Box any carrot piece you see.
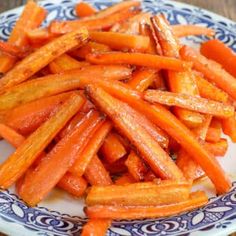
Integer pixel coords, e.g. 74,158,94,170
0,28,88,91
200,39,236,78
144,90,234,118
115,173,136,185
222,114,236,142
86,85,184,180
75,2,96,18
0,1,47,73
0,93,84,189
0,41,30,58
57,173,88,197
103,158,127,175
86,52,191,71
153,72,167,90
86,180,190,206
180,45,236,100
100,132,127,164
206,118,222,143
92,79,231,194
205,139,228,157
89,31,150,52
71,42,111,59
144,170,158,182
195,74,229,103
5,92,72,135
172,25,215,37
84,155,112,186
125,151,147,181
85,191,208,220
81,219,111,236
70,121,112,177
19,110,103,206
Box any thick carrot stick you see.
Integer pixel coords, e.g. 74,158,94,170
205,139,228,157
172,25,215,37
206,118,222,143
75,2,96,18
86,85,184,180
0,41,30,58
84,155,113,186
89,31,150,52
57,173,87,197
92,79,231,194
0,93,84,189
86,52,191,71
85,191,208,220
144,90,234,118
115,173,136,185
180,45,236,100
0,28,88,91
200,39,236,78
222,114,236,142
81,219,111,236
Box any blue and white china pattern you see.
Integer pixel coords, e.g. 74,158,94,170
0,0,236,235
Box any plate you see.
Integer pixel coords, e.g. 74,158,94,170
0,0,236,235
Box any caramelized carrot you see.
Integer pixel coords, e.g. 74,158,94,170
206,119,222,143
222,114,236,142
115,173,136,185
81,219,111,236
0,41,29,58
26,28,54,46
205,139,228,157
75,2,96,18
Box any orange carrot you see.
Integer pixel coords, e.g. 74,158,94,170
0,93,84,189
153,72,167,90
103,158,127,175
206,118,222,143
222,114,236,142
115,173,136,185
0,41,30,58
85,191,208,220
205,139,228,157
200,39,236,78
75,2,96,18
81,219,111,236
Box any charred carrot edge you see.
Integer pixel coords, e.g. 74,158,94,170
84,155,113,186
81,219,111,236
85,191,208,220
205,139,228,157
75,2,96,18
115,173,136,185
206,119,222,143
0,28,88,92
222,114,236,143
144,90,234,118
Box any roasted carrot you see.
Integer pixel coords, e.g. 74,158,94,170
144,90,234,118
0,41,30,58
86,52,191,71
0,28,88,92
85,191,208,220
206,118,222,143
0,93,84,189
86,85,184,180
153,72,167,90
103,158,127,175
222,114,236,142
75,2,96,18
180,45,236,100
81,219,111,236
205,139,228,157
115,173,136,185
200,39,236,78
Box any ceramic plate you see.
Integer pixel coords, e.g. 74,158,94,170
0,0,236,235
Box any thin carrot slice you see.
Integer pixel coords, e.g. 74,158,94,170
81,219,111,236
75,2,96,18
0,93,84,189
222,114,236,142
206,118,222,143
0,28,88,91
205,139,228,157
144,90,234,118
115,173,136,185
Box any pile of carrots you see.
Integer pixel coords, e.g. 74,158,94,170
0,0,235,235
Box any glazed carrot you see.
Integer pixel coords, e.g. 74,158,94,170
75,2,96,18
19,110,103,206
57,173,88,197
144,170,157,182
0,41,29,58
172,25,215,37
86,52,191,71
92,79,231,193
5,92,72,135
153,72,167,90
89,31,150,52
206,118,222,143
0,1,47,73
0,28,88,92
86,181,190,206
86,85,184,180
205,139,228,157
100,132,127,163
180,45,236,100
125,151,147,181
84,155,113,186
200,39,236,77
70,121,112,177
103,158,127,175
115,173,136,185
144,90,234,118
81,219,111,236
0,93,84,189
85,191,208,220
222,114,236,142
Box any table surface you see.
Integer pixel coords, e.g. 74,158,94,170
0,0,235,236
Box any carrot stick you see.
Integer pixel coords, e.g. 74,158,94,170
86,180,190,206
0,28,88,91
86,52,191,71
89,31,150,52
81,219,111,236
85,191,208,220
103,158,127,175
115,173,136,185
200,39,236,78
0,93,84,189
84,155,113,186
57,173,88,197
92,79,231,194
206,118,222,143
86,85,184,180
75,2,96,18
0,41,30,58
5,92,73,135
172,25,215,37
180,45,236,100
144,90,234,118
222,114,236,142
205,139,228,157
